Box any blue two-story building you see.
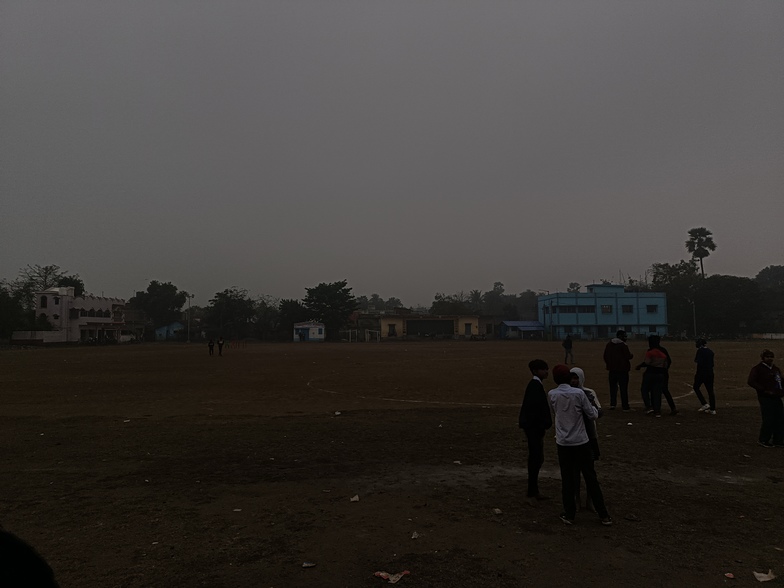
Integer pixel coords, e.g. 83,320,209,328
537,284,667,340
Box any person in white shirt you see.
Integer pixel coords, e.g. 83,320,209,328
548,364,612,526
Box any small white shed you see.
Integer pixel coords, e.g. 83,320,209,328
293,321,325,342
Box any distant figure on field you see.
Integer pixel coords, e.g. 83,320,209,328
693,339,716,414
208,339,214,356
562,335,574,364
603,330,633,411
0,528,60,587
747,349,784,448
548,364,612,526
218,336,224,356
570,367,601,513
519,359,552,505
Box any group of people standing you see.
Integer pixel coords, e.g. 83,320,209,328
519,359,612,526
207,336,224,356
520,333,783,526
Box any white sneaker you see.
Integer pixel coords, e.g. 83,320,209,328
698,404,710,412
709,410,717,415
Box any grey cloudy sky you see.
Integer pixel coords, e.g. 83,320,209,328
2,1,782,307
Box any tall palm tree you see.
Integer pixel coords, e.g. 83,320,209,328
685,227,717,277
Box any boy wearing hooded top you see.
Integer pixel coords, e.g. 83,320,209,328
548,364,612,526
570,367,601,512
519,359,552,503
603,330,634,410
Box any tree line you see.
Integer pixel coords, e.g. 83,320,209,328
2,228,782,340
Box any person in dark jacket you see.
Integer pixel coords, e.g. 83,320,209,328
562,334,574,364
603,330,633,410
747,349,784,447
693,339,716,413
519,359,552,503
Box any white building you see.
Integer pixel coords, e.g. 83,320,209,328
293,321,325,342
11,287,130,344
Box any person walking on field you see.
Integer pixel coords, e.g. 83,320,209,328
747,350,784,448
208,339,215,356
693,339,716,414
217,336,225,356
562,335,574,364
603,330,633,411
519,359,552,505
548,364,612,526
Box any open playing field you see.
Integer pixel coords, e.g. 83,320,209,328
1,339,783,587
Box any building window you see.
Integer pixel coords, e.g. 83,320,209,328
564,326,573,333
649,325,657,333
40,296,48,308
88,309,96,317
80,309,87,317
646,305,658,313
622,305,633,313
578,306,595,313
583,326,591,334
54,296,60,305
559,305,576,313
543,306,550,314
318,328,323,335
53,314,59,320
601,305,613,314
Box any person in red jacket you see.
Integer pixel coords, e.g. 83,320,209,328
603,330,634,410
747,349,784,447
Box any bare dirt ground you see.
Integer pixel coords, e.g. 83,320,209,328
1,339,783,587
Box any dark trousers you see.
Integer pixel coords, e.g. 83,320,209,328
693,371,715,409
524,429,545,497
608,371,630,409
557,443,608,519
645,372,667,414
641,371,676,412
757,393,784,445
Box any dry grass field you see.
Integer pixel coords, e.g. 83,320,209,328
1,339,783,587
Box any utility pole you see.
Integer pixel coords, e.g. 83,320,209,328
187,294,193,343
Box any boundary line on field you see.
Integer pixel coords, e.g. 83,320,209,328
307,378,701,408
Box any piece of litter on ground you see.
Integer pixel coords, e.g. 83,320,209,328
334,411,341,415
774,547,783,552
725,572,735,579
322,489,331,493
233,509,242,512
302,561,316,568
453,461,462,465
623,514,641,522
374,570,410,584
411,531,419,539
493,508,503,515
152,542,158,545
754,569,776,582
350,495,360,502
627,422,633,426
123,419,130,423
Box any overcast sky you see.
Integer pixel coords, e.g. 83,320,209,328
2,1,782,307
